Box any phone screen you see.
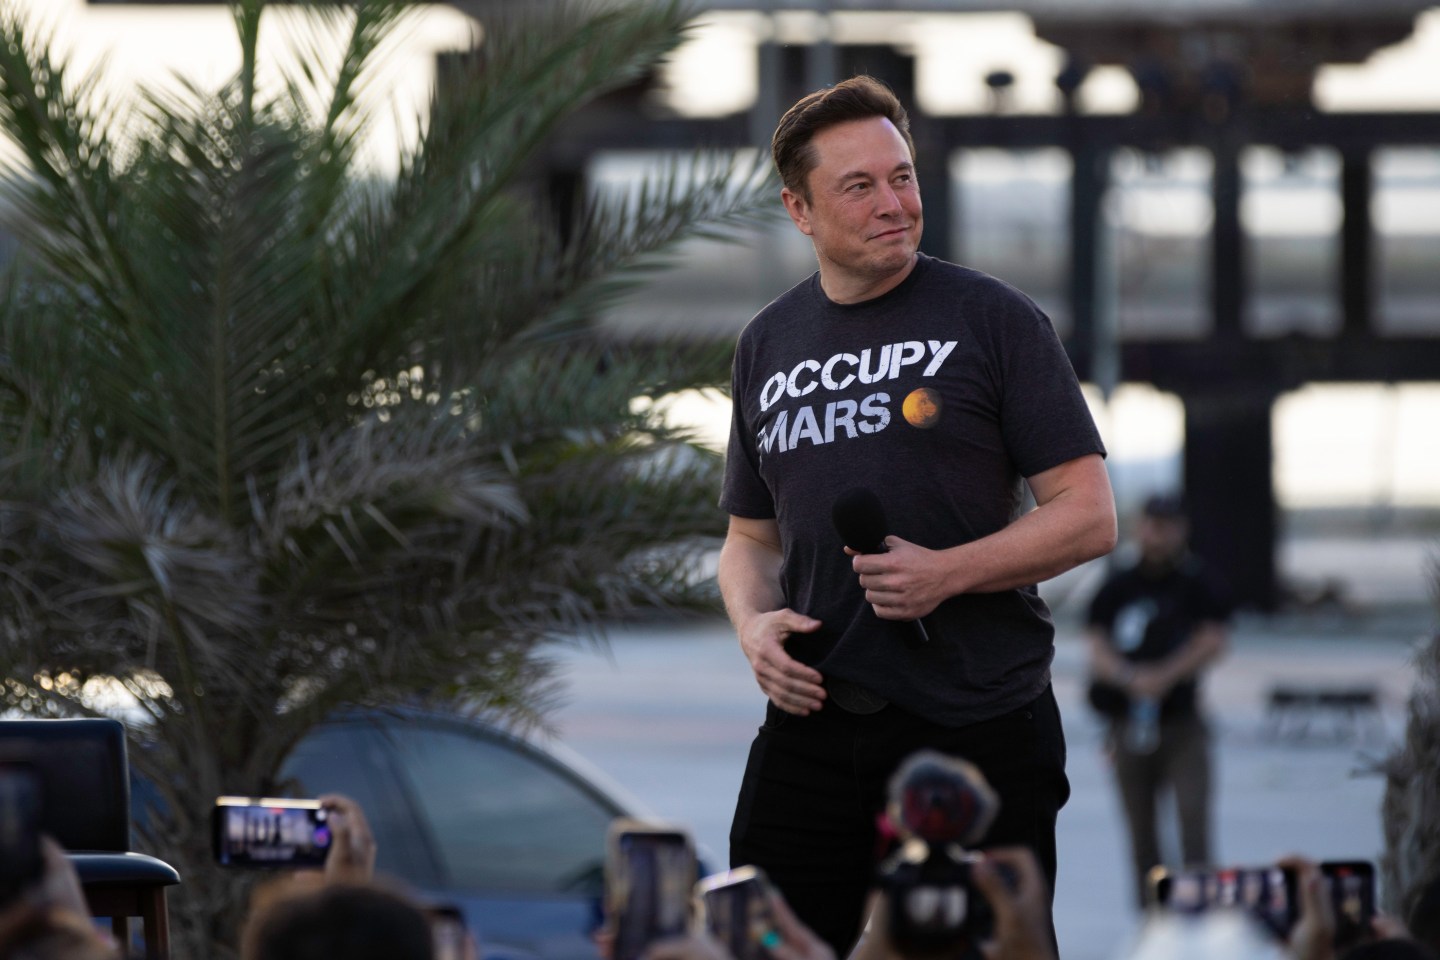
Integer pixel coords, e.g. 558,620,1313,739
212,797,332,867
1156,865,1298,939
1321,860,1376,945
699,867,778,960
606,822,696,960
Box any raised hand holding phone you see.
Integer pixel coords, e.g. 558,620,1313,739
212,796,333,868
318,793,375,883
605,819,698,960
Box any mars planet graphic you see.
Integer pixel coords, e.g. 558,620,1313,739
902,387,943,428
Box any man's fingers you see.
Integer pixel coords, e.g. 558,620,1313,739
763,677,825,714
744,609,826,713
758,661,825,713
758,631,824,686
774,612,822,635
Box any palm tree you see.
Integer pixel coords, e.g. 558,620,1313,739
0,0,769,953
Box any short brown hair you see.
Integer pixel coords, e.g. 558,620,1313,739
771,75,915,200
242,883,433,960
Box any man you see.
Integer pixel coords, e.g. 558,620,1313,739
1084,494,1231,909
718,76,1116,957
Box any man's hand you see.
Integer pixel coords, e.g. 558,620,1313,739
1126,665,1172,702
848,537,949,621
720,515,826,716
319,793,376,884
739,609,826,715
971,848,1057,960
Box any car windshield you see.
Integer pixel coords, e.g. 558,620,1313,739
280,723,441,885
390,725,617,894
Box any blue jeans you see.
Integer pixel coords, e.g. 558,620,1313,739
729,686,1069,957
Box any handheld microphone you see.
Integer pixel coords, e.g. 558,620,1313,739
831,488,930,646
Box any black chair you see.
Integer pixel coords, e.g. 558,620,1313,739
0,717,180,959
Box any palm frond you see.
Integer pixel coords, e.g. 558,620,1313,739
0,0,770,951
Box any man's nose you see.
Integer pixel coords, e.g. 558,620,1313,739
874,183,902,216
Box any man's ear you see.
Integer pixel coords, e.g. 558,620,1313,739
781,187,813,236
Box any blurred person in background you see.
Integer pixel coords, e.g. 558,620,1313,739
1084,494,1232,908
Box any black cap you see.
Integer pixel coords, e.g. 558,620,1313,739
1142,493,1187,519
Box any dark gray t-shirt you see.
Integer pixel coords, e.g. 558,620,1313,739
720,254,1106,726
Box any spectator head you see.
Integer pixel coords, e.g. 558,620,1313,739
241,882,433,960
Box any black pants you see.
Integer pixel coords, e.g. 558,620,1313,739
729,686,1070,958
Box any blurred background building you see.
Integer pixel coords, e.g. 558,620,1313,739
70,0,1440,613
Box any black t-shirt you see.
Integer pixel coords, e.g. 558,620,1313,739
720,254,1106,727
1086,556,1234,719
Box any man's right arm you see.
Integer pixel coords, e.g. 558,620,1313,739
717,515,826,716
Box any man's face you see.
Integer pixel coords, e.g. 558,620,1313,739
781,116,923,294
1138,514,1188,566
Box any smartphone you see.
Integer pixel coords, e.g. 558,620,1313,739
1151,864,1299,939
698,866,779,960
605,819,697,960
212,796,333,867
1321,860,1376,945
0,762,43,901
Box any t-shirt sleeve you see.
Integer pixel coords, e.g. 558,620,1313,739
718,335,776,519
989,287,1107,479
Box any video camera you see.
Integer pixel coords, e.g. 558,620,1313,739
875,750,1010,959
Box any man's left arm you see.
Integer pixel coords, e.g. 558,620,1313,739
852,453,1116,621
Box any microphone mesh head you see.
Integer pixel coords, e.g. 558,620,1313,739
886,750,1000,848
832,487,888,553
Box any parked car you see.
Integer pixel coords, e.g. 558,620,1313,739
277,707,651,960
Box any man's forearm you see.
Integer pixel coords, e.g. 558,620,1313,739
718,529,786,631
936,485,1116,595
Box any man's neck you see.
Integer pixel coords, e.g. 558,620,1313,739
818,254,919,305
